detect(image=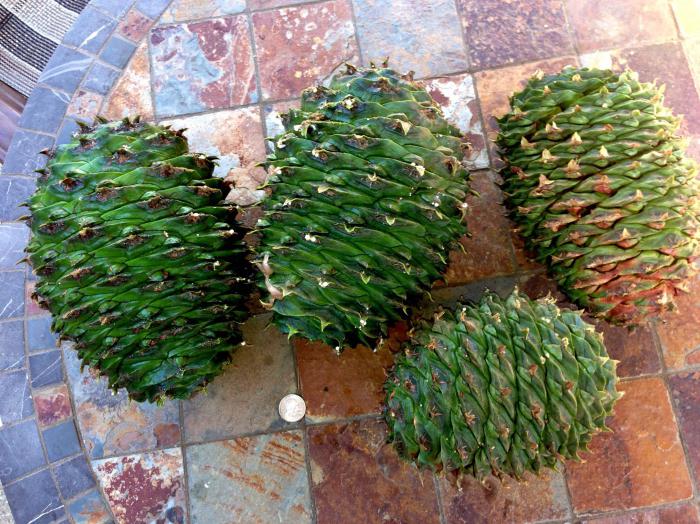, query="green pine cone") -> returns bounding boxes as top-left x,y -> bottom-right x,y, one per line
255,64 -> 471,350
25,118 -> 251,403
384,290 -> 620,479
497,67 -> 700,325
